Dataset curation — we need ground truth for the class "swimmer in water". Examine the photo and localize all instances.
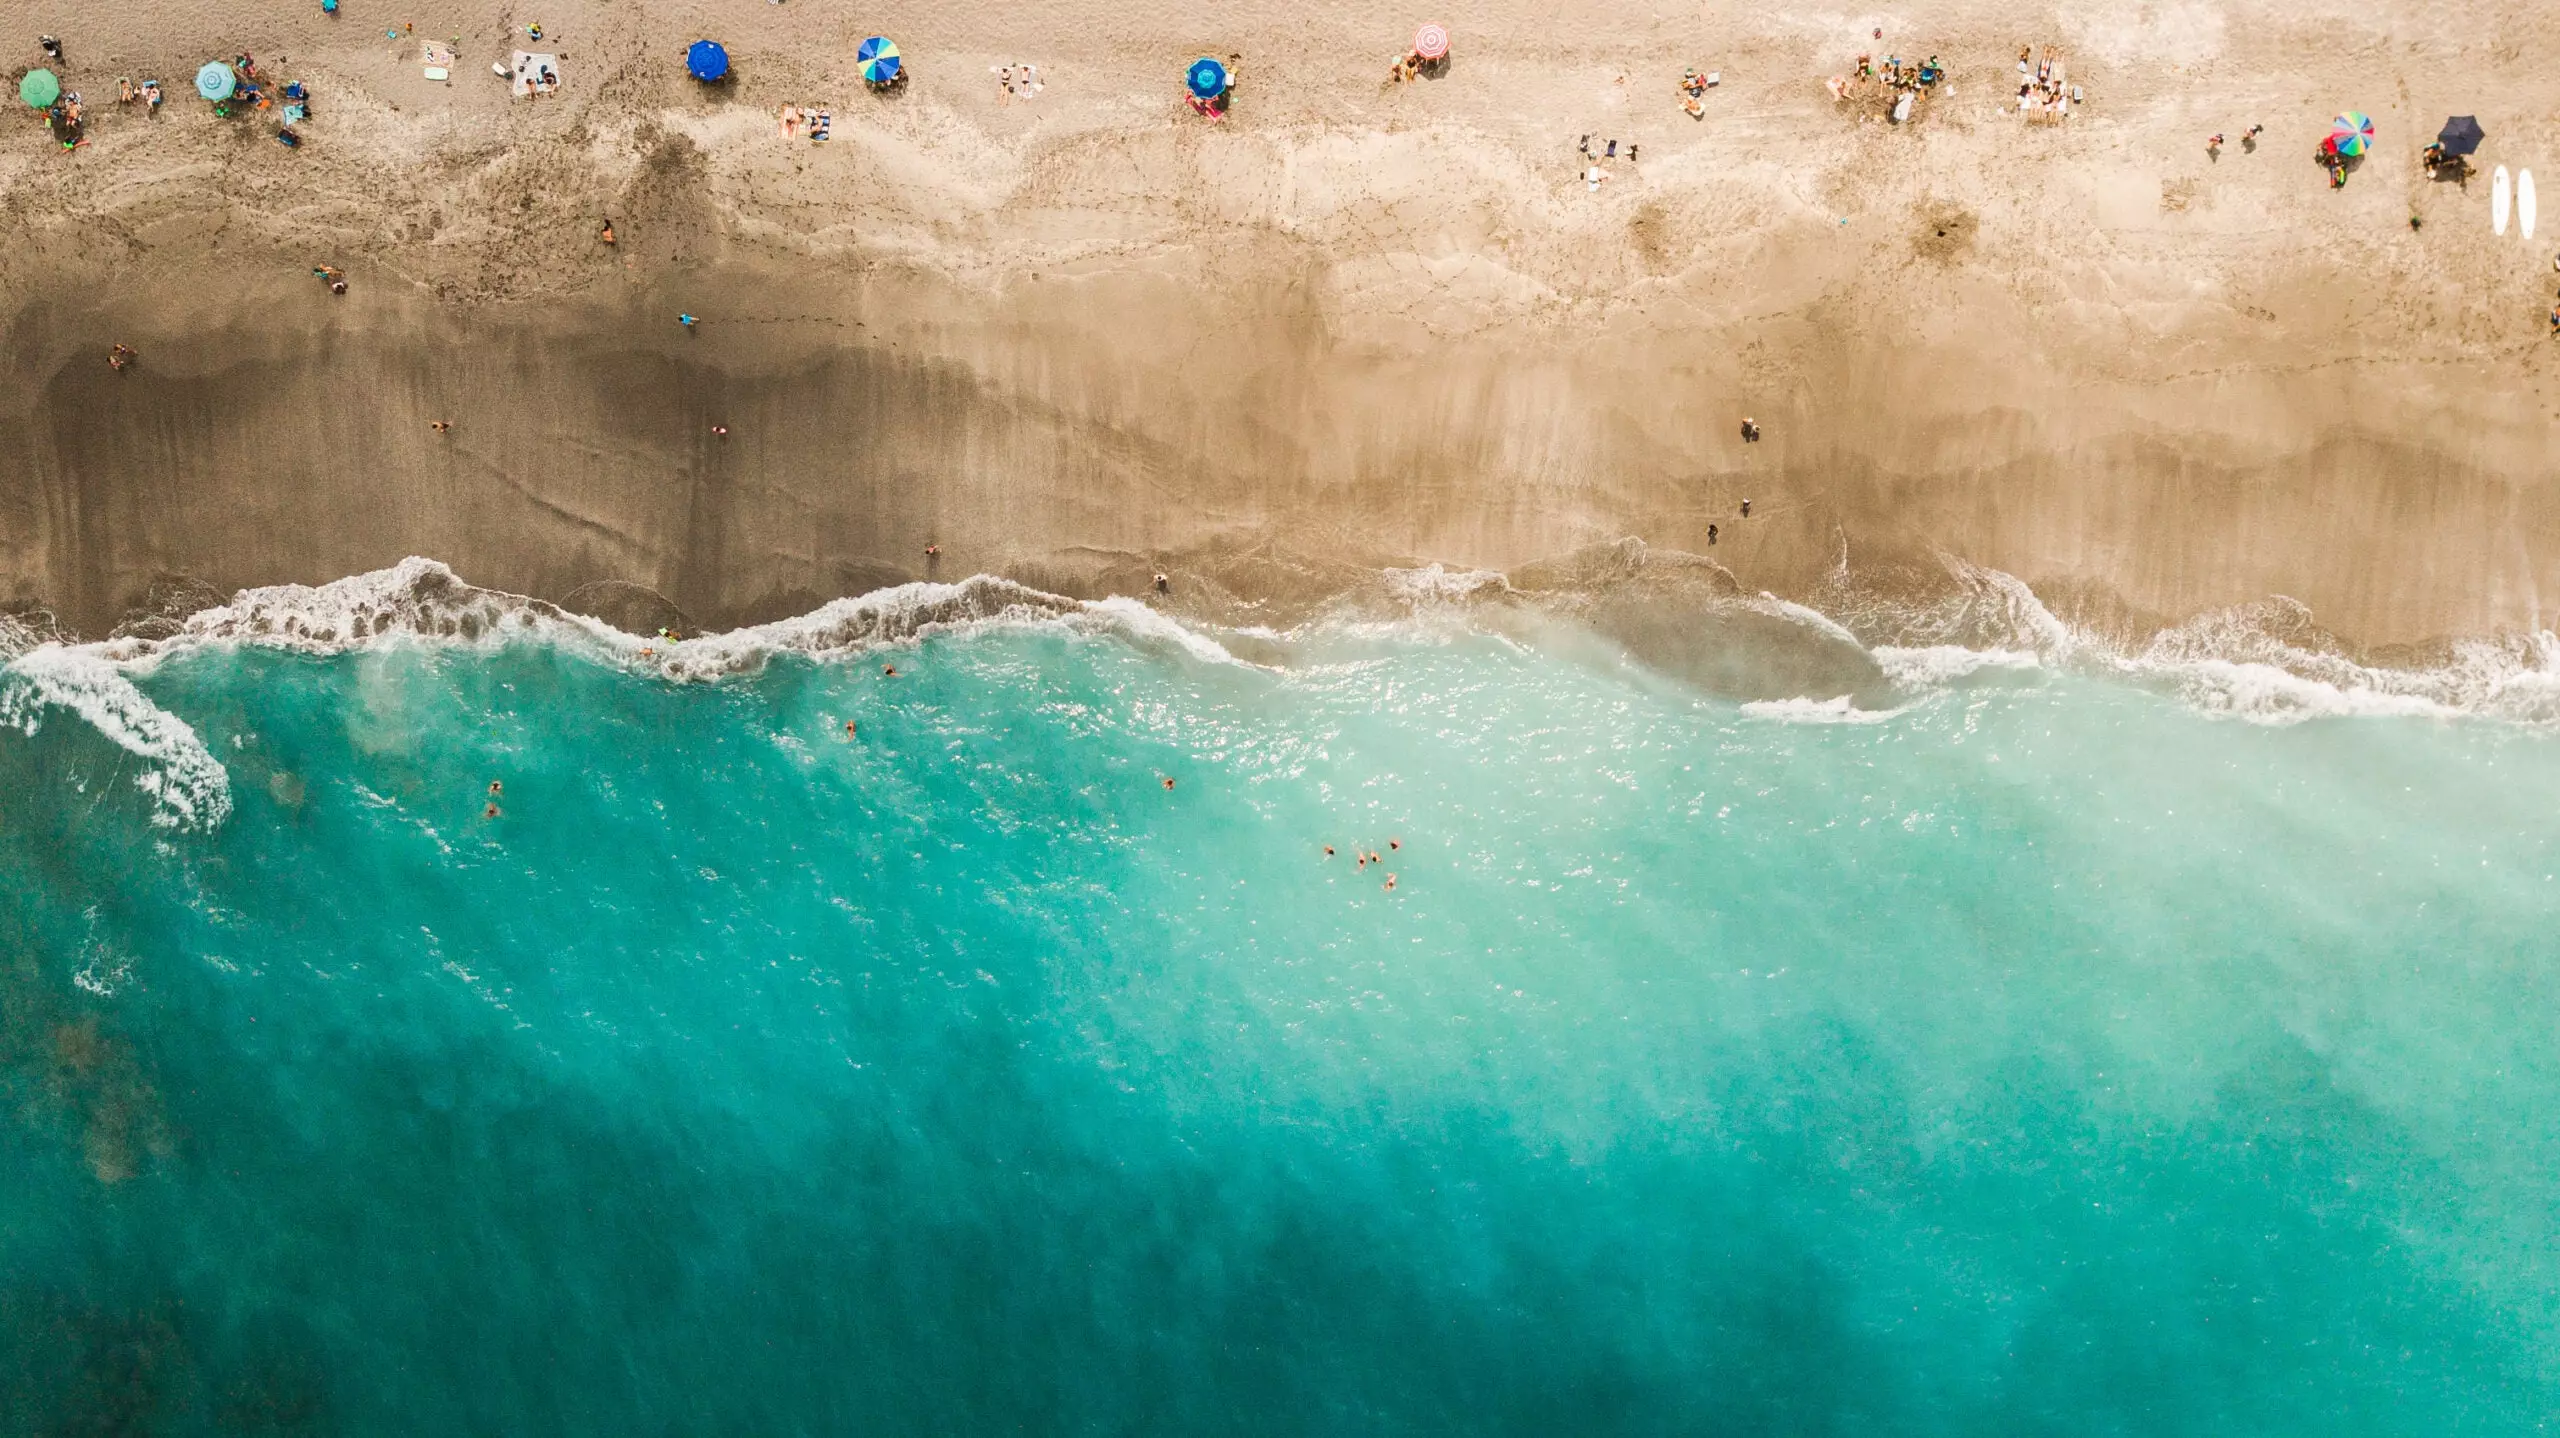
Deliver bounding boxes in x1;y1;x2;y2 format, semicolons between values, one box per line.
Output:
883;664;898;677
1162;777;1176;790
483;802;500;819
487;780;502;796
1389;838;1400;850
1383;874;1396;890
845;720;857;738
1324;845;1335;857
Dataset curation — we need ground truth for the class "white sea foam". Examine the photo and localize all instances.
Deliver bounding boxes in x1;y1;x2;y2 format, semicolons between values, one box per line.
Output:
0;646;233;829
1739;694;1906;725
1871;645;2044;688
78;558;1246;681
1384;564;1512;605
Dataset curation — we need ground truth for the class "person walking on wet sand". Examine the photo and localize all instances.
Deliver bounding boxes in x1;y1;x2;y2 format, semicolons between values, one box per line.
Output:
1739;417;1760;442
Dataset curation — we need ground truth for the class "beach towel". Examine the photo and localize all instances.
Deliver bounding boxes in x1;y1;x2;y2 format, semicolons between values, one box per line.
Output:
509;51;558;99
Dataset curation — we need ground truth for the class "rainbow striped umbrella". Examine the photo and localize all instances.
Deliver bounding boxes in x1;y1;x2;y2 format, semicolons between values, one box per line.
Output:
1413;22;1450;60
857;36;900;85
1185;56;1227;99
2329;111;2374;157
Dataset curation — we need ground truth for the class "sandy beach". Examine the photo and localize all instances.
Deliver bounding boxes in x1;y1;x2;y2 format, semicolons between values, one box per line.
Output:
3;0;2557;648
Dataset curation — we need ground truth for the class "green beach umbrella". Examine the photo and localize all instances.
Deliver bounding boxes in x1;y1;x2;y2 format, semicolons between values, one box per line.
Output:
20;68;60;109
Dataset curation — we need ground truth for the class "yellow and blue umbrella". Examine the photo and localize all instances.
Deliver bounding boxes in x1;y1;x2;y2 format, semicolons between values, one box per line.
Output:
857;36;900;85
1185;56;1227;100
195;61;237;101
2329;111;2374;157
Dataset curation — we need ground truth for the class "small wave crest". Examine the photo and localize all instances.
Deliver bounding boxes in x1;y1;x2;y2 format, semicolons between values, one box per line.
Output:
1739;694;1907;725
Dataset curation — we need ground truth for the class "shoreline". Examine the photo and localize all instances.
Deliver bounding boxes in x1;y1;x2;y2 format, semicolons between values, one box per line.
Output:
12;552;2558;733
4;0;2558;648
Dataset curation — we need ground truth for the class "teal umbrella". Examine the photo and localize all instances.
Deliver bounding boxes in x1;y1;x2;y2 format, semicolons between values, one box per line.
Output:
20;68;60;108
196;61;237;101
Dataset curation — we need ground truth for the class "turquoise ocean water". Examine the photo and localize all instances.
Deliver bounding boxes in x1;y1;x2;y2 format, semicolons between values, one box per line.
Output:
4;576;2559;1433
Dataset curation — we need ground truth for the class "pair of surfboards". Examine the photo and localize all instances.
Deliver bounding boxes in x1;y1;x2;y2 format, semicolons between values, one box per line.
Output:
2491;165;2537;239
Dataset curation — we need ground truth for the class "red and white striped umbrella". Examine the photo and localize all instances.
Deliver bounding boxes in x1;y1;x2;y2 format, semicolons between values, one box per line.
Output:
1413;22;1450;59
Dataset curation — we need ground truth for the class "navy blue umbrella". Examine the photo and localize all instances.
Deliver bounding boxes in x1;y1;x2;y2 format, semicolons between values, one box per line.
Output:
2438;115;2485;156
687;40;729;82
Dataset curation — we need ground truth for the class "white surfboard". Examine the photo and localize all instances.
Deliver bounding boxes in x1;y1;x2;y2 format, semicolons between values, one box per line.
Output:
2520;169;2538;240
2493;165;2511;235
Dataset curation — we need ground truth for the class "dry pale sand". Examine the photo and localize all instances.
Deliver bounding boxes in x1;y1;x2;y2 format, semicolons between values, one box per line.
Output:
2;0;2557;645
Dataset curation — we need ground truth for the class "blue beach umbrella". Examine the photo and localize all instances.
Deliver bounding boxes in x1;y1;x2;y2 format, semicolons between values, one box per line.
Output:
1185;56;1227;100
857;36;901;85
686;40;729;83
195;61;237;101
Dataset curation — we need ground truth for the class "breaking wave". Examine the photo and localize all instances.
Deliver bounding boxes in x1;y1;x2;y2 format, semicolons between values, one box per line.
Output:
7;552;2559;821
0;646;232;829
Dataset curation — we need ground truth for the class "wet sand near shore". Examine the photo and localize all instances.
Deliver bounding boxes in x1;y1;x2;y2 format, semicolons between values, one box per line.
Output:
3;0;2557;647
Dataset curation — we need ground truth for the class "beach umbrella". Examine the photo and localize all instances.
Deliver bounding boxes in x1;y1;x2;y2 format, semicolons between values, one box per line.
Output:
20;68;59;108
195;61;237;101
2329;111;2374;157
685;40;729;83
1413;23;1450;60
1185;56;1228;100
857;36;901;85
2438;114;2485;156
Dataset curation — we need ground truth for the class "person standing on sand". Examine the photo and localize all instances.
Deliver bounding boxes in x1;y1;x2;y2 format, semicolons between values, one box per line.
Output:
600;219;616;245
1707;523;1718;545
1741;499;1752;517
